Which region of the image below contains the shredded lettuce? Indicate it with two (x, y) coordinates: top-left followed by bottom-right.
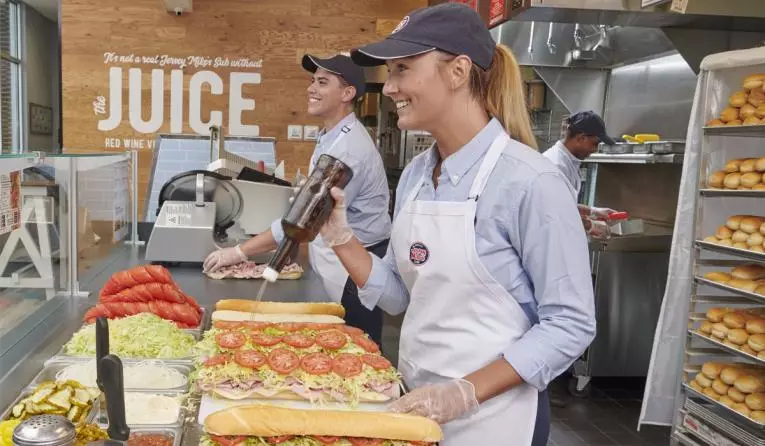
(64, 313), (196, 359)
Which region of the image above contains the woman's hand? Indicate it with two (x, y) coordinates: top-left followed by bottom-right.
(320, 187), (354, 247)
(389, 379), (479, 424)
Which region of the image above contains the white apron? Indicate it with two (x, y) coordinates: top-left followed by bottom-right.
(393, 132), (538, 445)
(308, 122), (354, 303)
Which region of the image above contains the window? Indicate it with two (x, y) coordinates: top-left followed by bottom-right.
(1, 0), (22, 153)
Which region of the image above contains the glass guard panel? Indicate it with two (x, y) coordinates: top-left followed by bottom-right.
(0, 155), (70, 353)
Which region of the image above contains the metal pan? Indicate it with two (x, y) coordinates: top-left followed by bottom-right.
(47, 347), (195, 366)
(1, 387), (100, 425)
(683, 381), (765, 430)
(29, 359), (191, 393)
(126, 427), (183, 446)
(96, 391), (186, 429)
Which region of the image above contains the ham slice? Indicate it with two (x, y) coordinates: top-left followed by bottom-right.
(205, 261), (304, 280)
(100, 265), (174, 296)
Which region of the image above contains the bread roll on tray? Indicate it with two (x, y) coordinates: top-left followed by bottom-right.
(729, 387), (747, 403)
(753, 410), (765, 424)
(735, 375), (765, 394)
(718, 239), (734, 247)
(707, 307), (732, 322)
(743, 74), (765, 90)
(748, 232), (765, 247)
(731, 264), (765, 280)
(703, 236), (719, 244)
(712, 322), (730, 339)
(741, 104), (758, 120)
(704, 272), (732, 284)
(214, 300), (346, 318)
(757, 104), (765, 119)
(744, 116), (762, 126)
(749, 88), (765, 107)
(702, 361), (725, 379)
(742, 172), (762, 187)
(757, 157), (765, 173)
(709, 171), (726, 188)
(703, 387), (721, 400)
(716, 225), (733, 239)
(742, 343), (759, 356)
(203, 405), (443, 444)
(728, 328), (750, 345)
(728, 278), (760, 292)
(749, 334), (765, 351)
(719, 395), (736, 407)
(732, 403), (752, 417)
(741, 217), (765, 234)
(746, 392), (765, 411)
(730, 92), (748, 107)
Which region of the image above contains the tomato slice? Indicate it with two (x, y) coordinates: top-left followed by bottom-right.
(341, 325), (365, 336)
(332, 353), (363, 377)
(267, 436), (295, 444)
(203, 354), (230, 367)
(241, 321), (272, 331)
(315, 330), (348, 350)
(313, 436), (341, 444)
(268, 348), (300, 374)
(348, 438), (384, 445)
(352, 335), (380, 354)
(251, 332), (282, 346)
(300, 352), (333, 375)
(361, 354), (391, 370)
(209, 435), (246, 446)
(212, 321), (241, 330)
(234, 349), (267, 369)
(304, 323), (333, 331)
(283, 333), (315, 349)
(275, 322), (305, 332)
(215, 331), (247, 349)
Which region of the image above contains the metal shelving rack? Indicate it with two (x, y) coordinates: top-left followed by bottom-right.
(672, 123), (765, 446)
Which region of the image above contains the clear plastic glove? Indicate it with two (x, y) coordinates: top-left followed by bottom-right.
(588, 219), (611, 240)
(590, 206), (616, 219)
(319, 187), (354, 248)
(203, 245), (247, 272)
(389, 379), (479, 424)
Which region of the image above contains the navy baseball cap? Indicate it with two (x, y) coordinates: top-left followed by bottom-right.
(351, 3), (495, 70)
(302, 54), (366, 99)
(568, 111), (615, 145)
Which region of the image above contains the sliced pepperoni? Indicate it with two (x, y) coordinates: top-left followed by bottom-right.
(234, 349), (267, 369)
(300, 352), (333, 375)
(341, 325), (365, 336)
(267, 348), (300, 374)
(332, 353), (363, 378)
(283, 333), (315, 349)
(210, 435), (246, 446)
(212, 321), (241, 330)
(215, 331), (246, 349)
(267, 436), (295, 444)
(241, 321), (272, 331)
(315, 330), (348, 350)
(313, 436), (341, 444)
(250, 332), (282, 346)
(352, 335), (380, 354)
(348, 438), (384, 446)
(274, 322), (305, 332)
(203, 354), (229, 367)
(361, 354), (392, 370)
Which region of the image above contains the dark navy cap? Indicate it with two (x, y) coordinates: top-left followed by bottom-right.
(351, 3), (495, 70)
(302, 54), (366, 98)
(568, 111), (615, 145)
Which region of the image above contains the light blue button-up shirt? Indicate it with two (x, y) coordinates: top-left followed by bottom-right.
(271, 113), (392, 246)
(358, 118), (596, 391)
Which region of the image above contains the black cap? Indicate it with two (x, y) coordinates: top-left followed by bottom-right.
(302, 54), (366, 99)
(351, 3), (495, 70)
(568, 111), (615, 145)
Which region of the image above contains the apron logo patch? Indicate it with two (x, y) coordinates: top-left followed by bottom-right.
(409, 242), (429, 265)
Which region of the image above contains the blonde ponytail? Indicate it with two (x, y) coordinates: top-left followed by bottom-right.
(473, 45), (537, 149)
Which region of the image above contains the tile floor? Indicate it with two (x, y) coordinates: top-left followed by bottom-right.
(546, 377), (671, 445)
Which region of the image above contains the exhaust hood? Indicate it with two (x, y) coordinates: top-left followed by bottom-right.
(504, 0), (765, 32)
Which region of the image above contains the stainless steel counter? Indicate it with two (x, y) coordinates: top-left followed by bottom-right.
(0, 243), (330, 439)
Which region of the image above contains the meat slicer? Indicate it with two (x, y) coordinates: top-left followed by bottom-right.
(144, 170), (293, 264)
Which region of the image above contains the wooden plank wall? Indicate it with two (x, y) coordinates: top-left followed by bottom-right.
(60, 0), (425, 210)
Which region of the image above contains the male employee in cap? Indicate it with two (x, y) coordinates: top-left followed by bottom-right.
(204, 54), (392, 345)
(543, 110), (621, 238)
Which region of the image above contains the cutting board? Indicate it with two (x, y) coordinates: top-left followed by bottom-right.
(197, 394), (391, 424)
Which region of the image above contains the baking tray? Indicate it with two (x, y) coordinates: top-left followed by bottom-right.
(96, 391), (186, 429)
(127, 427), (183, 446)
(689, 330), (765, 365)
(645, 141), (685, 154)
(685, 397), (765, 446)
(683, 381), (765, 431)
(699, 189), (765, 198)
(693, 276), (765, 305)
(1, 387), (100, 425)
(29, 359), (191, 393)
(600, 143), (633, 154)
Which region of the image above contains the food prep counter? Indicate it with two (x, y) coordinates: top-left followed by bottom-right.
(0, 243), (331, 445)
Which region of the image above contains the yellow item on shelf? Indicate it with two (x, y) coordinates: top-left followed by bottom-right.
(0, 419), (22, 446)
(635, 134), (661, 143)
(622, 135), (641, 143)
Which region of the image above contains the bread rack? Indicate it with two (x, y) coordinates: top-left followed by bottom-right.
(670, 94), (765, 443)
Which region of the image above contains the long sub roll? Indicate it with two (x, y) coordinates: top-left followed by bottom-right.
(203, 404), (443, 444)
(216, 300), (346, 318)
